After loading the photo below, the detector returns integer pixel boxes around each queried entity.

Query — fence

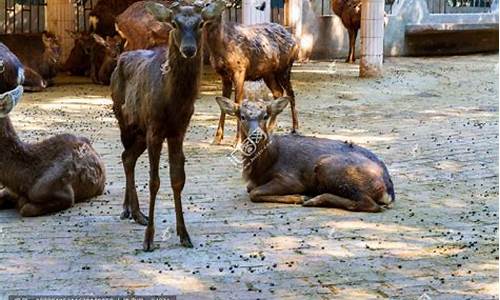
[426,0,492,13]
[74,0,95,32]
[1,0,46,34]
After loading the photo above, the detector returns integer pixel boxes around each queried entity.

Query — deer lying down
[0,81,106,216]
[216,97,395,212]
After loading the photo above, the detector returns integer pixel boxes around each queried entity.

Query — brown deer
[331,0,361,63]
[111,1,211,251]
[216,97,395,212]
[115,0,173,51]
[89,0,141,37]
[202,0,299,145]
[0,31,62,91]
[91,34,124,85]
[0,43,106,217]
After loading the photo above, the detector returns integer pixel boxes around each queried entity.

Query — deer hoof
[19,203,41,217]
[180,234,193,248]
[212,137,223,145]
[120,208,131,220]
[132,210,148,226]
[143,227,155,252]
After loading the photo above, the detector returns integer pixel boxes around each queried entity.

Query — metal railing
[2,0,47,34]
[74,0,95,32]
[427,0,492,13]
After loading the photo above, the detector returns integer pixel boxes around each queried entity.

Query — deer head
[146,1,216,59]
[216,97,290,144]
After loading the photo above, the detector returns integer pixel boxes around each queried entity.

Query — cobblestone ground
[0,55,498,300]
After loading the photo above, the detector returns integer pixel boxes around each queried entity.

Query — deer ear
[145,2,173,23]
[267,97,289,116]
[216,96,239,116]
[42,31,51,46]
[202,0,226,21]
[67,30,80,40]
[92,34,107,47]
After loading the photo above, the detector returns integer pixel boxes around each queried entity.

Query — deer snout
[180,45,197,58]
[0,85,23,118]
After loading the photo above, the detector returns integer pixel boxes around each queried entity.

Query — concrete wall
[296,0,499,60]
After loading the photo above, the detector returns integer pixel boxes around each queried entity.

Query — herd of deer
[0,0,394,251]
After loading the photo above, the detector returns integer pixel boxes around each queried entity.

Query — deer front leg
[121,136,147,224]
[213,78,233,144]
[249,177,307,204]
[143,133,163,252]
[233,72,246,147]
[167,136,193,248]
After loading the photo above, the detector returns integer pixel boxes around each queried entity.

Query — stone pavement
[0,55,498,299]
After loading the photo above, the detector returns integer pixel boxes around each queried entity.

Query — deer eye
[263,114,269,120]
[198,21,204,29]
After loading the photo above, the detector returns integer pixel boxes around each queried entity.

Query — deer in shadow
[332,0,361,63]
[216,96,395,212]
[111,1,211,251]
[0,42,106,217]
[202,0,299,145]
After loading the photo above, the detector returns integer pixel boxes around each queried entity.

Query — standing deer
[202,0,299,145]
[111,1,210,251]
[331,0,361,63]
[0,43,106,217]
[216,96,395,212]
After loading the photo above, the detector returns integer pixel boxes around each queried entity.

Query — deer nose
[180,46,197,58]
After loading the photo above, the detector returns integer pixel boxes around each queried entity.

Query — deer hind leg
[249,177,306,205]
[0,188,17,209]
[351,29,358,63]
[20,184,75,217]
[121,132,147,224]
[303,193,381,212]
[213,78,233,144]
[346,29,355,63]
[23,166,76,217]
[167,136,193,248]
[263,75,284,133]
[277,69,299,133]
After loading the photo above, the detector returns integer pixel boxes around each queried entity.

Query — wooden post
[46,0,75,62]
[359,0,384,77]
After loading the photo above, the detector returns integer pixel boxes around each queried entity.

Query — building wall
[296,0,499,60]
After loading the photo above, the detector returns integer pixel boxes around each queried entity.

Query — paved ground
[0,55,498,299]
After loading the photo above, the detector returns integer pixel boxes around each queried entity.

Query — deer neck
[165,36,203,95]
[242,135,278,182]
[0,117,34,187]
[204,20,227,59]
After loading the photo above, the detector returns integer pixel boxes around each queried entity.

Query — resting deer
[202,0,299,145]
[111,1,211,251]
[0,43,106,217]
[216,96,395,212]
